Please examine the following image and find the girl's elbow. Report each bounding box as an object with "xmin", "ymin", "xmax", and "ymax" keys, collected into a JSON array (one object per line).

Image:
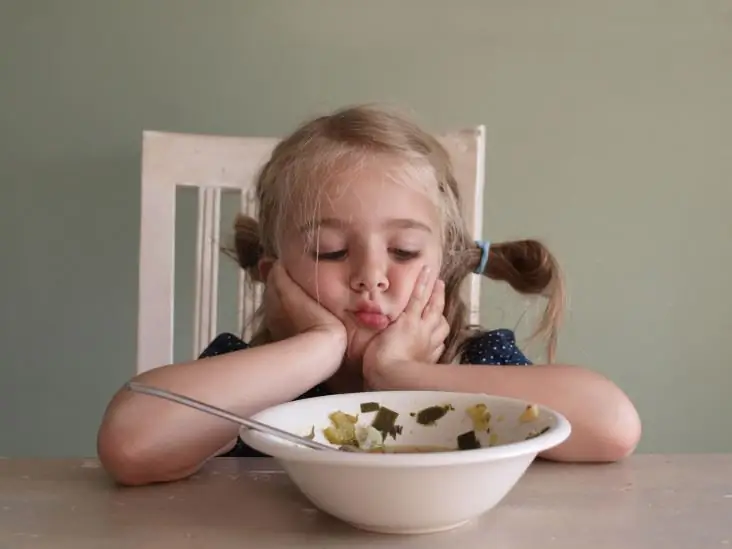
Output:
[
  {"xmin": 581, "ymin": 370, "xmax": 642, "ymax": 462},
  {"xmin": 96, "ymin": 414, "xmax": 232, "ymax": 486},
  {"xmin": 542, "ymin": 390, "xmax": 642, "ymax": 463},
  {"xmin": 96, "ymin": 409, "xmax": 176, "ymax": 486},
  {"xmin": 97, "ymin": 425, "xmax": 154, "ymax": 486},
  {"xmin": 97, "ymin": 434, "xmax": 198, "ymax": 487},
  {"xmin": 583, "ymin": 392, "xmax": 642, "ymax": 463},
  {"xmin": 603, "ymin": 397, "xmax": 642, "ymax": 461}
]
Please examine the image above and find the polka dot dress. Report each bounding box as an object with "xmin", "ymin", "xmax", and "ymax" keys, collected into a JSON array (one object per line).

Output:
[
  {"xmin": 460, "ymin": 328, "xmax": 532, "ymax": 366},
  {"xmin": 198, "ymin": 329, "xmax": 532, "ymax": 457}
]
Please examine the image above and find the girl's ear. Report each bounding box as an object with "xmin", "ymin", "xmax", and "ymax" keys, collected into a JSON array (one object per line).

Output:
[{"xmin": 257, "ymin": 256, "xmax": 276, "ymax": 282}]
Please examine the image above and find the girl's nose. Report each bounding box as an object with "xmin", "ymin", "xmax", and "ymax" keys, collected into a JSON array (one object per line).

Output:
[
  {"xmin": 349, "ymin": 254, "xmax": 389, "ymax": 292},
  {"xmin": 351, "ymin": 276, "xmax": 389, "ymax": 292}
]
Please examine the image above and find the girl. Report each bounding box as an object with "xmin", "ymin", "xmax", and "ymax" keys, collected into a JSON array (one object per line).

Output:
[{"xmin": 98, "ymin": 105, "xmax": 641, "ymax": 486}]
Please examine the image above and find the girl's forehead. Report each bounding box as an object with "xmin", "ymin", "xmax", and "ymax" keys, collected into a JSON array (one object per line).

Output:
[
  {"xmin": 324, "ymin": 177, "xmax": 435, "ymax": 218},
  {"xmin": 287, "ymin": 155, "xmax": 441, "ymax": 227}
]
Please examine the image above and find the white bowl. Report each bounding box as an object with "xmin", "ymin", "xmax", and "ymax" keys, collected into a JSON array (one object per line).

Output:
[{"xmin": 240, "ymin": 391, "xmax": 571, "ymax": 535}]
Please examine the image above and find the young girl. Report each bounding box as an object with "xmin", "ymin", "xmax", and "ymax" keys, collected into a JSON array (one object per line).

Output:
[{"xmin": 98, "ymin": 105, "xmax": 641, "ymax": 486}]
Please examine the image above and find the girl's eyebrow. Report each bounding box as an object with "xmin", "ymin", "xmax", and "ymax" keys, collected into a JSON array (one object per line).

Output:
[
  {"xmin": 299, "ymin": 217, "xmax": 345, "ymax": 232},
  {"xmin": 385, "ymin": 218, "xmax": 433, "ymax": 233},
  {"xmin": 299, "ymin": 218, "xmax": 432, "ymax": 233}
]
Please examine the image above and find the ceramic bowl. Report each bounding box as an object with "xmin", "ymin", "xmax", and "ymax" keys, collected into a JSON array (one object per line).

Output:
[{"xmin": 239, "ymin": 391, "xmax": 571, "ymax": 535}]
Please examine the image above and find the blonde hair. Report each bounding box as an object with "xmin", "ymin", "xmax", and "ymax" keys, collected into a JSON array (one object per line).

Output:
[{"xmin": 229, "ymin": 105, "xmax": 565, "ymax": 363}]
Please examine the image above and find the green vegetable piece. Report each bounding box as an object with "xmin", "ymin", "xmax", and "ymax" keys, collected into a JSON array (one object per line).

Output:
[
  {"xmin": 415, "ymin": 404, "xmax": 453, "ymax": 426},
  {"xmin": 371, "ymin": 406, "xmax": 399, "ymax": 436},
  {"xmin": 360, "ymin": 402, "xmax": 380, "ymax": 413},
  {"xmin": 387, "ymin": 424, "xmax": 403, "ymax": 440},
  {"xmin": 457, "ymin": 430, "xmax": 481, "ymax": 450}
]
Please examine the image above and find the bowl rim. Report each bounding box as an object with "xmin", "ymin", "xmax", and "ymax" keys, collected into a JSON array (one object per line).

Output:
[{"xmin": 239, "ymin": 391, "xmax": 572, "ymax": 467}]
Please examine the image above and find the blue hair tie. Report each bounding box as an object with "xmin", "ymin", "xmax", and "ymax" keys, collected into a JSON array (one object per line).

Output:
[{"xmin": 474, "ymin": 240, "xmax": 490, "ymax": 274}]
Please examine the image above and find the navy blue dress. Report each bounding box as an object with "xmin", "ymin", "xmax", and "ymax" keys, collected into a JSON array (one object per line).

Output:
[{"xmin": 199, "ymin": 329, "xmax": 532, "ymax": 457}]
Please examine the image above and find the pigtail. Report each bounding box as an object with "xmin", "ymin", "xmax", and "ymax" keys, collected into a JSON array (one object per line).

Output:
[
  {"xmin": 222, "ymin": 213, "xmax": 264, "ymax": 282},
  {"xmin": 471, "ymin": 240, "xmax": 565, "ymax": 363},
  {"xmin": 219, "ymin": 214, "xmax": 275, "ymax": 347}
]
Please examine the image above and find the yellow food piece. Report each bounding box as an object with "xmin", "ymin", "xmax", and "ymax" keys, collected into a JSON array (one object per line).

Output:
[
  {"xmin": 489, "ymin": 433, "xmax": 499, "ymax": 446},
  {"xmin": 322, "ymin": 411, "xmax": 359, "ymax": 445},
  {"xmin": 466, "ymin": 403, "xmax": 491, "ymax": 431},
  {"xmin": 519, "ymin": 404, "xmax": 539, "ymax": 423},
  {"xmin": 525, "ymin": 426, "xmax": 550, "ymax": 440}
]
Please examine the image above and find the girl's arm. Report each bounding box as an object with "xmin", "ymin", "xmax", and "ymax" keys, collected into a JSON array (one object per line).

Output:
[
  {"xmin": 97, "ymin": 329, "xmax": 344, "ymax": 486},
  {"xmin": 371, "ymin": 361, "xmax": 641, "ymax": 463}
]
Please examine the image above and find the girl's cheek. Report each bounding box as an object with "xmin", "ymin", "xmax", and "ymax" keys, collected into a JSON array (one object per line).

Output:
[
  {"xmin": 392, "ymin": 258, "xmax": 440, "ymax": 301},
  {"xmin": 299, "ymin": 264, "xmax": 343, "ymax": 302},
  {"xmin": 387, "ymin": 265, "xmax": 420, "ymax": 310},
  {"xmin": 283, "ymin": 253, "xmax": 324, "ymax": 285}
]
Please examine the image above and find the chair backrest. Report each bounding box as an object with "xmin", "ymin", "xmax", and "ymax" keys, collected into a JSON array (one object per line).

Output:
[{"xmin": 137, "ymin": 126, "xmax": 486, "ymax": 373}]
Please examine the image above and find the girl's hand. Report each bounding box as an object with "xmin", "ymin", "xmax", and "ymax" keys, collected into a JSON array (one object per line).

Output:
[
  {"xmin": 264, "ymin": 262, "xmax": 347, "ymax": 347},
  {"xmin": 363, "ymin": 267, "xmax": 450, "ymax": 389}
]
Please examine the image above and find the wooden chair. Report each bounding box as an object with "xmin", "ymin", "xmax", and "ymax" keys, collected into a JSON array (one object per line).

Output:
[{"xmin": 137, "ymin": 127, "xmax": 486, "ymax": 373}]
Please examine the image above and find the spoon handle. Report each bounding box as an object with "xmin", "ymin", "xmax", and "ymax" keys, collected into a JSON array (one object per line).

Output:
[{"xmin": 126, "ymin": 381, "xmax": 334, "ymax": 452}]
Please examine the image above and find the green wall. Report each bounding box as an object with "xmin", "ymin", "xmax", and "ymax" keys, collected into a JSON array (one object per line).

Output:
[{"xmin": 2, "ymin": 1, "xmax": 731, "ymax": 456}]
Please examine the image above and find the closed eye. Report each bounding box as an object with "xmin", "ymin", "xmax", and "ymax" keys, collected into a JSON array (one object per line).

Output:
[
  {"xmin": 313, "ymin": 249, "xmax": 421, "ymax": 261},
  {"xmin": 391, "ymin": 249, "xmax": 421, "ymax": 261},
  {"xmin": 314, "ymin": 250, "xmax": 347, "ymax": 261}
]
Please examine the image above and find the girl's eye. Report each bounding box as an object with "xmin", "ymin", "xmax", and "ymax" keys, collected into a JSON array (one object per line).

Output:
[
  {"xmin": 391, "ymin": 249, "xmax": 421, "ymax": 261},
  {"xmin": 312, "ymin": 249, "xmax": 421, "ymax": 261},
  {"xmin": 314, "ymin": 250, "xmax": 347, "ymax": 261}
]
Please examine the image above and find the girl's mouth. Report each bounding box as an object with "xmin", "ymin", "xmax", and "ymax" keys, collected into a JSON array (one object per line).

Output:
[{"xmin": 352, "ymin": 311, "xmax": 390, "ymax": 330}]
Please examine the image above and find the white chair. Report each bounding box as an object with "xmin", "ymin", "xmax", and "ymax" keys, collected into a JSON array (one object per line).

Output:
[{"xmin": 137, "ymin": 127, "xmax": 486, "ymax": 374}]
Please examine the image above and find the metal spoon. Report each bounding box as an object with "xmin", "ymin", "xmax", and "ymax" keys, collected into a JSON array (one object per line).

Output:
[{"xmin": 125, "ymin": 381, "xmax": 344, "ymax": 452}]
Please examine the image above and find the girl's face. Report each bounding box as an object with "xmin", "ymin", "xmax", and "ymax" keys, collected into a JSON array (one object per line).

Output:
[{"xmin": 277, "ymin": 157, "xmax": 444, "ymax": 363}]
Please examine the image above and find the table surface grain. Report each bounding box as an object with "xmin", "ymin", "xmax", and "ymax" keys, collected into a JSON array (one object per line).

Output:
[{"xmin": 1, "ymin": 454, "xmax": 730, "ymax": 548}]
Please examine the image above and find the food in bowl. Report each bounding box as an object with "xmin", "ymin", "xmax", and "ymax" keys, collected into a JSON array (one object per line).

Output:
[
  {"xmin": 312, "ymin": 400, "xmax": 545, "ymax": 454},
  {"xmin": 239, "ymin": 391, "xmax": 571, "ymax": 535}
]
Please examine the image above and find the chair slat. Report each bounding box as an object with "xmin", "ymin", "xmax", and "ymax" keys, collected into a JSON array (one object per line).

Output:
[{"xmin": 193, "ymin": 187, "xmax": 222, "ymax": 357}]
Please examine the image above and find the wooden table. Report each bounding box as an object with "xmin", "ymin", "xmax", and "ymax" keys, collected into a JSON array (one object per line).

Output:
[{"xmin": 1, "ymin": 455, "xmax": 729, "ymax": 548}]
